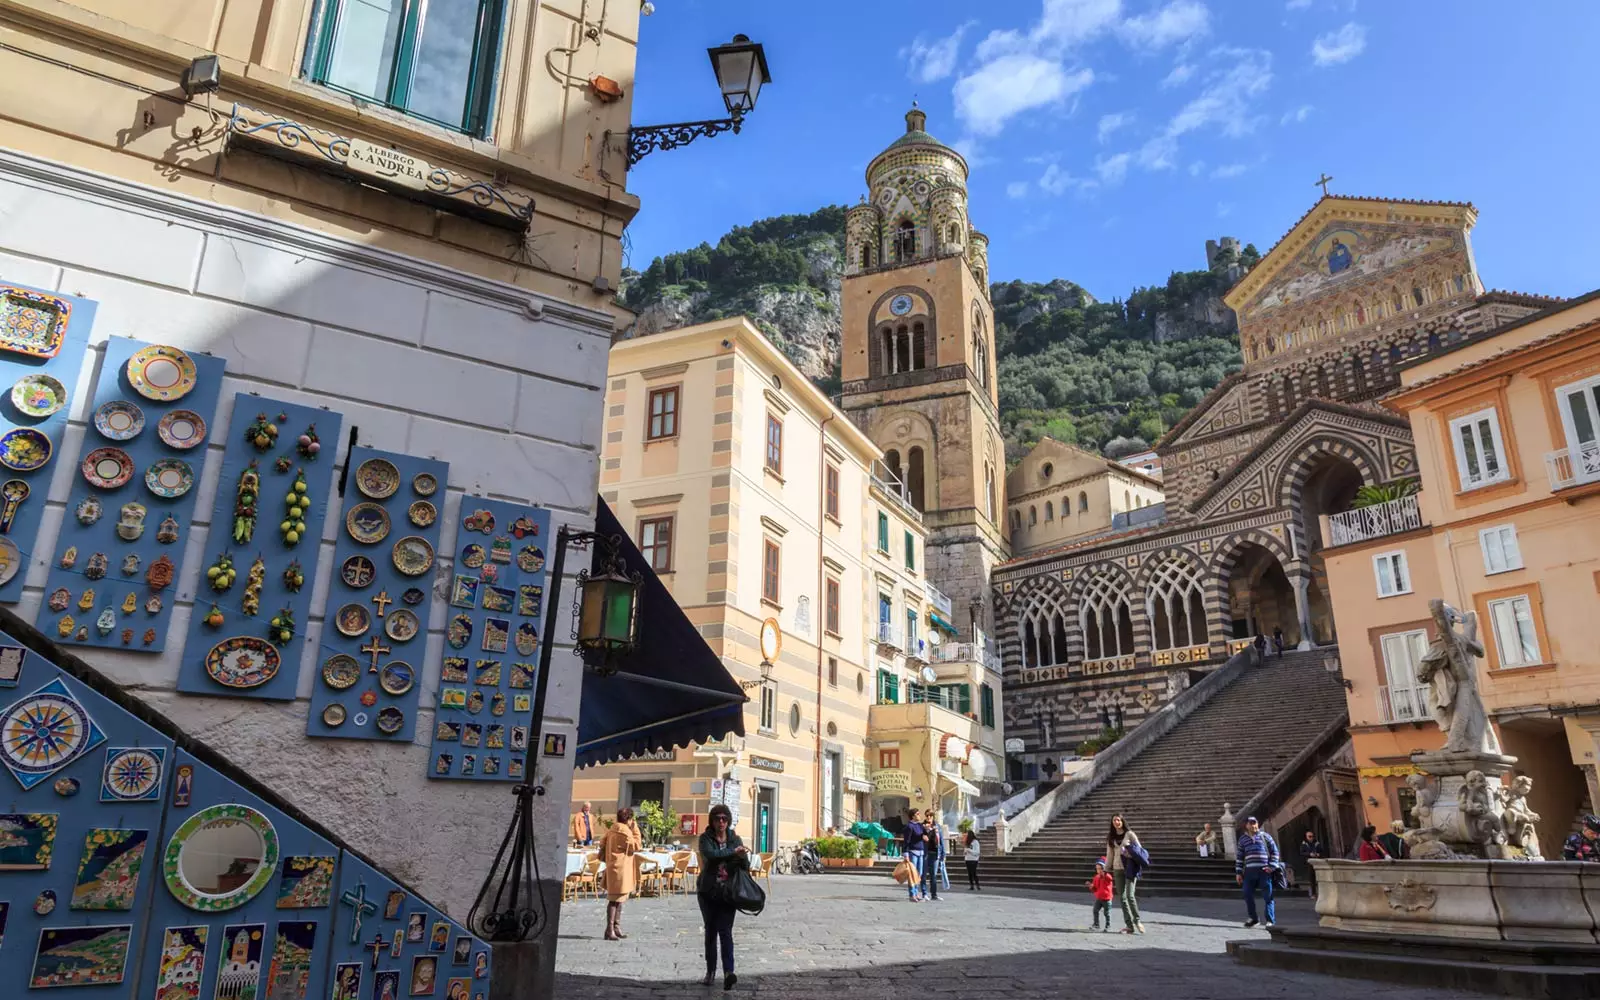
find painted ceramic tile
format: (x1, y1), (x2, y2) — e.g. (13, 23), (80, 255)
(440, 657), (468, 684)
(29, 923), (133, 987)
(449, 576), (478, 609)
(484, 726), (505, 750)
(373, 970), (400, 1000)
(390, 930), (403, 957)
(275, 855), (336, 908)
(0, 643), (24, 685)
(155, 925), (210, 1000)
(460, 755), (476, 776)
(444, 978), (471, 1000)
(405, 913), (426, 943)
(517, 586), (542, 618)
(460, 724), (481, 749)
(100, 744), (166, 801)
(410, 955), (438, 996)
(480, 618), (508, 653)
(433, 754), (453, 775)
(429, 921), (450, 952)
(508, 757), (524, 779)
(332, 962), (362, 1000)
(473, 952), (488, 979)
(512, 695), (530, 713)
(481, 756), (500, 776)
(434, 721), (460, 742)
(451, 937), (472, 966)
(70, 827), (148, 910)
(215, 923), (266, 1000)
(507, 663), (535, 689)
(384, 889), (406, 920)
(0, 811), (57, 869)
(439, 688), (466, 710)
(480, 586), (513, 613)
(264, 920), (317, 1000)
(0, 676), (107, 789)
(472, 661), (500, 687)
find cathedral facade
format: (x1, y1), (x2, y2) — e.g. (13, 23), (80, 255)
(838, 106), (1010, 630)
(992, 194), (1557, 764)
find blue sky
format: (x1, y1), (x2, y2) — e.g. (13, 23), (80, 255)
(623, 1), (1598, 301)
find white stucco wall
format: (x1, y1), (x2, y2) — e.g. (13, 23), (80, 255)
(0, 148), (607, 921)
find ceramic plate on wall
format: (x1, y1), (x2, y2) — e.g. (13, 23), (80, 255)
(0, 428), (51, 471)
(354, 458), (400, 499)
(345, 502), (391, 545)
(156, 409), (207, 449)
(384, 608), (420, 643)
(94, 400), (145, 441)
(11, 373), (67, 417)
(126, 345), (198, 401)
(334, 603), (371, 638)
(412, 472), (438, 496)
(204, 636), (281, 689)
(408, 501), (436, 527)
(340, 554), (376, 588)
(379, 661), (415, 696)
(391, 536), (435, 577)
(144, 459), (194, 498)
(81, 447), (134, 488)
(375, 706), (405, 734)
(0, 536), (20, 586)
(321, 654), (360, 690)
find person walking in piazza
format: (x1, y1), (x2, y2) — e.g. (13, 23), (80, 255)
(1086, 858), (1114, 931)
(570, 801), (596, 847)
(922, 814), (944, 901)
(1562, 814), (1600, 861)
(962, 830), (982, 890)
(600, 807), (642, 941)
(1299, 829), (1327, 900)
(696, 803), (749, 990)
(1272, 626), (1286, 658)
(902, 809), (928, 903)
(1107, 814), (1147, 934)
(1235, 815), (1282, 928)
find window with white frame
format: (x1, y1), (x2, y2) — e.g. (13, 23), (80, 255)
(1487, 594), (1541, 668)
(1373, 551), (1411, 598)
(1448, 408), (1509, 489)
(1554, 374), (1600, 483)
(1479, 525), (1523, 575)
(1378, 630), (1429, 722)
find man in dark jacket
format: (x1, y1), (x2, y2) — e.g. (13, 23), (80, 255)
(1376, 820), (1410, 860)
(1299, 830), (1326, 899)
(1564, 815), (1600, 861)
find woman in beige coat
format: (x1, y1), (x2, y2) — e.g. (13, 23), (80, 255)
(601, 806), (643, 940)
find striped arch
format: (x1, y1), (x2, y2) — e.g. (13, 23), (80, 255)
(1134, 547), (1210, 653)
(1015, 584), (1073, 670)
(1207, 527), (1297, 644)
(1064, 562), (1139, 664)
(1272, 433), (1383, 509)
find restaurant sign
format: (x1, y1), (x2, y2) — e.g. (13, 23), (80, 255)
(872, 769), (913, 795)
(346, 138), (429, 191)
(749, 754), (785, 773)
(628, 748), (676, 762)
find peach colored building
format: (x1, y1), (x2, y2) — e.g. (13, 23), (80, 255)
(1005, 437), (1165, 556)
(1323, 290), (1600, 841)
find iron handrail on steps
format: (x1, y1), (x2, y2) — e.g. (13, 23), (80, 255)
(1232, 708), (1352, 849)
(998, 648), (1258, 853)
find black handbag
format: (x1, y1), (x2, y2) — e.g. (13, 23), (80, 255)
(723, 868), (766, 915)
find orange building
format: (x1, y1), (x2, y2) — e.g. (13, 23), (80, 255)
(1323, 290), (1600, 841)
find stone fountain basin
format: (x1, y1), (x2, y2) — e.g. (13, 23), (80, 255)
(1313, 859), (1600, 944)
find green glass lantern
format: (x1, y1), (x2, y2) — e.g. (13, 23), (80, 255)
(578, 568), (638, 662)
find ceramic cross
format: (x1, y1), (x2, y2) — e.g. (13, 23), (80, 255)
(361, 637), (391, 673)
(372, 589), (392, 618)
(367, 932), (388, 969)
(340, 882), (379, 944)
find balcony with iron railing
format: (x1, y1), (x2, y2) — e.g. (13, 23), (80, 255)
(1377, 683), (1429, 725)
(870, 459), (924, 525)
(1547, 440), (1600, 491)
(931, 640), (1003, 673)
(924, 579), (953, 619)
(875, 621), (903, 652)
(1323, 494), (1424, 547)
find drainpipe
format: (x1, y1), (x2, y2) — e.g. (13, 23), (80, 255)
(815, 413), (834, 838)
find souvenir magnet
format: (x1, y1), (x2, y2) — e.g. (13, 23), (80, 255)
(121, 593), (137, 614)
(33, 889), (56, 915)
(172, 764), (193, 806)
(490, 693), (506, 718)
(446, 615), (472, 649)
(142, 628), (155, 645)
(48, 588), (69, 611)
(78, 588), (95, 611)
(59, 545), (76, 569)
(462, 509), (494, 534)
(120, 628), (132, 645)
(481, 586), (513, 614)
(434, 754), (453, 775)
(513, 694), (530, 713)
(384, 890), (405, 920)
(85, 552), (107, 580)
(482, 756), (500, 776)
(145, 595), (162, 615)
(147, 555), (175, 591)
(435, 721), (460, 742)
(514, 622), (538, 656)
(121, 553), (141, 576)
(466, 691), (483, 714)
(489, 538), (511, 564)
(461, 725), (481, 748)
(95, 608), (115, 635)
(461, 755), (476, 776)
(450, 576), (479, 609)
(459, 545), (486, 569)
(115, 502), (147, 541)
(54, 776), (80, 796)
(509, 515), (539, 539)
(74, 626), (88, 641)
(75, 496), (102, 525)
(480, 618), (509, 653)
(157, 514), (179, 543)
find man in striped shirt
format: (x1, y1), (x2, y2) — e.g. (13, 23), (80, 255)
(1235, 815), (1281, 928)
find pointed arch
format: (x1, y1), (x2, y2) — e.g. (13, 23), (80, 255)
(1078, 571), (1136, 662)
(1140, 551), (1208, 651)
(1017, 586), (1071, 669)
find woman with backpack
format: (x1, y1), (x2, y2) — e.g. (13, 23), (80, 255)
(697, 804), (749, 989)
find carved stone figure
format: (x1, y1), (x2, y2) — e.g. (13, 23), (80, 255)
(1457, 769), (1506, 847)
(1501, 774), (1542, 859)
(1405, 773), (1437, 830)
(1416, 600), (1499, 755)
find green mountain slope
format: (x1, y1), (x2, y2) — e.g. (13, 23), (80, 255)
(620, 207), (1254, 461)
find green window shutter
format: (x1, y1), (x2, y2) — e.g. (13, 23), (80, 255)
(904, 531), (914, 570)
(877, 512), (888, 550)
(888, 673), (899, 703)
(981, 685), (995, 728)
(957, 684), (972, 715)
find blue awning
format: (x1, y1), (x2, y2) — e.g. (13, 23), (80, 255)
(576, 498), (747, 767)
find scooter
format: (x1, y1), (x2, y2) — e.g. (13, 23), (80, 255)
(795, 840), (824, 874)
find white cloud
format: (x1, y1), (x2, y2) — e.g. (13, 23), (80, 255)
(1285, 0), (1312, 9)
(1311, 23), (1367, 66)
(902, 22), (977, 84)
(1006, 181), (1031, 199)
(1138, 135), (1178, 171)
(1097, 111), (1132, 143)
(1037, 163), (1081, 195)
(1118, 0), (1211, 49)
(1162, 62), (1195, 87)
(954, 56), (1094, 136)
(1280, 104), (1313, 125)
(1095, 151), (1131, 184)
(1167, 48), (1272, 139)
(1188, 160), (1205, 176)
(1211, 162), (1250, 179)
(1036, 0), (1126, 48)
(949, 136), (995, 169)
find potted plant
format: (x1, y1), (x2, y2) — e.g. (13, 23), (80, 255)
(854, 837), (875, 867)
(815, 836), (845, 867)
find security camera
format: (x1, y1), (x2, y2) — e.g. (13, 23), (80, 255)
(641, 1), (655, 14)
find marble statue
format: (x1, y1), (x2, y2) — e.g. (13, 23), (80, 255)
(1501, 775), (1542, 859)
(1416, 600), (1500, 755)
(1458, 770), (1507, 847)
(1405, 773), (1437, 830)
(1402, 773), (1460, 858)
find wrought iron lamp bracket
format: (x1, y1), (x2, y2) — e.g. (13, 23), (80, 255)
(611, 110), (745, 166)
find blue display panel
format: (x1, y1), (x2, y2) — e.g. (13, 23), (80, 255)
(34, 338), (227, 652)
(0, 629), (497, 998)
(175, 393), (344, 701)
(0, 280), (95, 603)
(327, 853), (492, 1000)
(306, 446), (449, 743)
(425, 499), (549, 782)
(0, 637), (175, 999)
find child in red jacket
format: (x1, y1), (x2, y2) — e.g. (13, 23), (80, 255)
(1086, 858), (1114, 931)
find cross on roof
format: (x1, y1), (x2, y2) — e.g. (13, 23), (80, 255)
(1315, 172), (1334, 197)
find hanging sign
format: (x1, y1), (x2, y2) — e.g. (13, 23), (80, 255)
(346, 139), (429, 191)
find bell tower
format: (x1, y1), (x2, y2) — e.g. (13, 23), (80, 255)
(838, 105), (1009, 633)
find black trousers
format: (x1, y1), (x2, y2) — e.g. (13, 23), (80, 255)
(965, 860), (980, 889)
(697, 895), (737, 974)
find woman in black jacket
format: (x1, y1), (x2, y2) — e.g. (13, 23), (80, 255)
(697, 804), (749, 990)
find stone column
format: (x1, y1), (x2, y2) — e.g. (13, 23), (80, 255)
(1291, 575), (1314, 650)
(993, 813), (1009, 855)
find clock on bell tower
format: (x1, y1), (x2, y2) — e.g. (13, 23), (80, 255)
(837, 105), (1009, 634)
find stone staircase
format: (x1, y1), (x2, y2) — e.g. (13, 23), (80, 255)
(837, 649), (1349, 897)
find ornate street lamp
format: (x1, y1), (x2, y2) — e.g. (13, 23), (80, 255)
(610, 34), (772, 166)
(469, 525), (640, 942)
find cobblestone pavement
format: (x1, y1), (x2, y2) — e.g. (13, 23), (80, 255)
(552, 874), (1465, 999)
